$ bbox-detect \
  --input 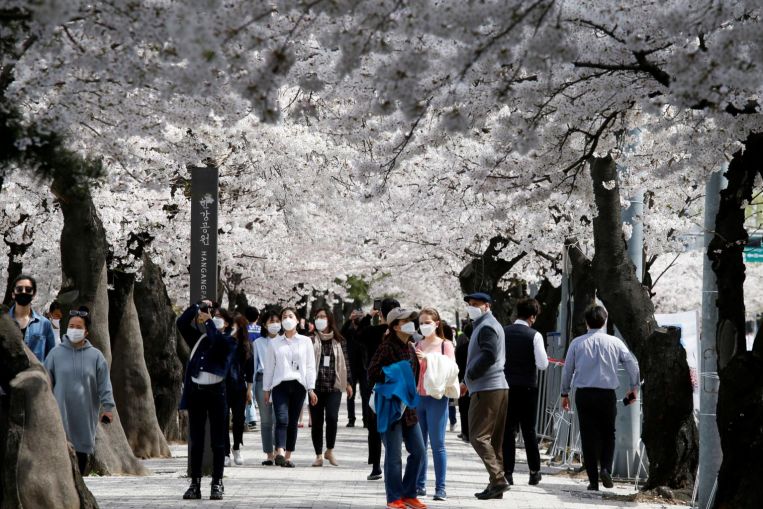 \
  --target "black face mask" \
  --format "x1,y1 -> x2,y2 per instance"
14,293 -> 33,306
